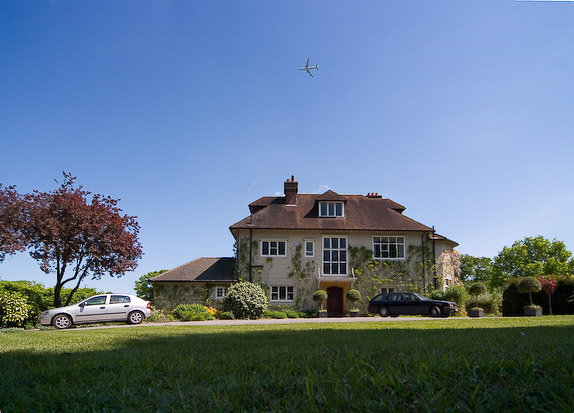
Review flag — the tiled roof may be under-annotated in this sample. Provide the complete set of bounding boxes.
[150,257,236,283]
[231,191,434,233]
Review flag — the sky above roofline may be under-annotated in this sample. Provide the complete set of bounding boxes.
[1,1,573,294]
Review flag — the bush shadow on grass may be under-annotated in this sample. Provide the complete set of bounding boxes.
[2,321,574,412]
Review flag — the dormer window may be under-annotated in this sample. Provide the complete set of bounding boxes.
[319,201,344,217]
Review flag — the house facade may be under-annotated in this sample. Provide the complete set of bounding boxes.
[151,176,459,315]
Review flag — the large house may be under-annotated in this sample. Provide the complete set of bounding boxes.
[151,176,460,315]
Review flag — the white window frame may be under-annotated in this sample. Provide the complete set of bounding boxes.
[270,286,294,302]
[305,240,315,258]
[373,236,406,260]
[318,201,344,217]
[322,236,348,276]
[381,287,395,294]
[261,240,287,257]
[215,286,227,300]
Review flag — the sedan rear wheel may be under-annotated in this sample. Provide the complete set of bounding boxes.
[378,307,390,317]
[128,310,144,325]
[53,314,73,330]
[430,305,442,317]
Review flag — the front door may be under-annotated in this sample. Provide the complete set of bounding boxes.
[326,286,343,316]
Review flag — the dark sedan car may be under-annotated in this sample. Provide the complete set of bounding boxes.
[368,292,457,317]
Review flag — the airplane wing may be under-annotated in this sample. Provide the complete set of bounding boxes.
[305,57,310,67]
[307,70,313,77]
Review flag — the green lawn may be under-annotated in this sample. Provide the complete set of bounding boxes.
[2,317,574,412]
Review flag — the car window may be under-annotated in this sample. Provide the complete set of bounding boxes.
[404,293,417,301]
[110,295,131,304]
[388,293,401,302]
[84,296,107,306]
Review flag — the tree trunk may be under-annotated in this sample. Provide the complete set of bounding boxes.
[53,283,63,307]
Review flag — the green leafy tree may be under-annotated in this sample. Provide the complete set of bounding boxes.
[491,236,573,288]
[460,255,492,284]
[135,270,167,303]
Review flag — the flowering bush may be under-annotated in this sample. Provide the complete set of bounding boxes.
[0,292,33,327]
[223,281,268,319]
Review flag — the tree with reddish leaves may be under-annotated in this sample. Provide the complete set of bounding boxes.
[1,173,143,307]
[539,277,558,315]
[0,184,28,261]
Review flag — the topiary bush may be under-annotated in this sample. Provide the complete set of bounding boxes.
[312,290,328,310]
[468,282,487,309]
[172,304,214,321]
[518,276,542,307]
[223,281,268,319]
[0,291,33,327]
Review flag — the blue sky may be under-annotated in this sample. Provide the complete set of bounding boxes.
[1,1,573,295]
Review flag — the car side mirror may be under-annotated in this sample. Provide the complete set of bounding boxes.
[79,303,85,307]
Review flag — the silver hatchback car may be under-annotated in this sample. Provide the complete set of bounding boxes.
[40,294,151,329]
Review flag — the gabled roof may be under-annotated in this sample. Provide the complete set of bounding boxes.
[150,257,236,283]
[231,190,434,233]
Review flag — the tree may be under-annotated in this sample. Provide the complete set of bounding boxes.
[134,270,167,303]
[1,172,143,307]
[490,236,573,288]
[468,282,487,309]
[539,277,558,315]
[459,254,492,284]
[0,185,27,261]
[517,277,541,307]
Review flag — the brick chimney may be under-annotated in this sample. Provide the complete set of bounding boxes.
[284,175,298,205]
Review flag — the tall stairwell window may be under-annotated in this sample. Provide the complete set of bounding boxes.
[322,237,347,275]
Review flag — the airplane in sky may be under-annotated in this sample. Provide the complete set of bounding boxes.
[299,58,319,77]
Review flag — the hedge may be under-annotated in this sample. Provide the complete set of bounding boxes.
[502,276,574,316]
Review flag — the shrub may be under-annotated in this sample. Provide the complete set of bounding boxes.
[465,291,502,316]
[285,310,301,318]
[219,311,235,320]
[312,290,327,310]
[148,308,174,323]
[518,277,542,306]
[172,304,214,321]
[223,281,268,319]
[0,291,33,327]
[468,282,487,309]
[346,289,361,302]
[264,310,287,319]
[444,285,469,316]
[429,289,446,300]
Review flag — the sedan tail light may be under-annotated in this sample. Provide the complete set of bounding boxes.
[147,301,151,309]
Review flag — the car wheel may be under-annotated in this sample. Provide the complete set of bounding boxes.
[430,305,442,317]
[128,311,144,325]
[52,314,73,330]
[378,307,390,317]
